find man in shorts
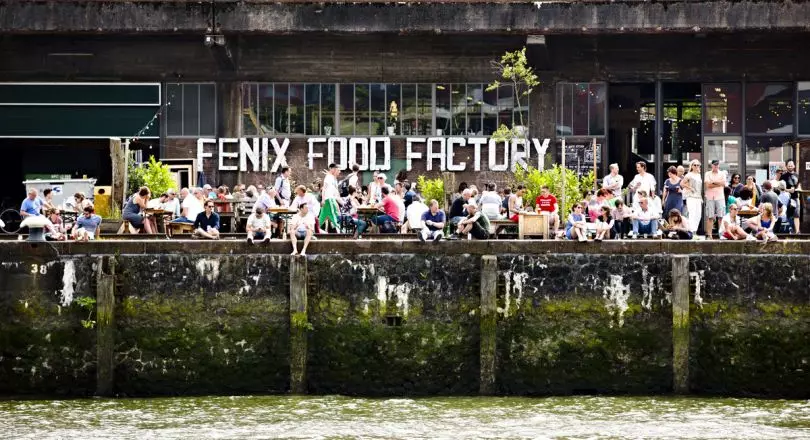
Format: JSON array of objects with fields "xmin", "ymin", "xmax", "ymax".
[{"xmin": 704, "ymin": 159, "xmax": 727, "ymax": 239}]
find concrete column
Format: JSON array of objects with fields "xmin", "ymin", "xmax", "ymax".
[
  {"xmin": 95, "ymin": 256, "xmax": 116, "ymax": 396},
  {"xmin": 479, "ymin": 255, "xmax": 498, "ymax": 395},
  {"xmin": 218, "ymin": 81, "xmax": 242, "ymax": 188},
  {"xmin": 109, "ymin": 138, "xmax": 126, "ymax": 211},
  {"xmin": 671, "ymin": 255, "xmax": 690, "ymax": 394},
  {"xmin": 289, "ymin": 256, "xmax": 308, "ymax": 394}
]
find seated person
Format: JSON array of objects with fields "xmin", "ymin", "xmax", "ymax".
[
  {"xmin": 246, "ymin": 206, "xmax": 272, "ymax": 244},
  {"xmin": 371, "ymin": 186, "xmax": 401, "ymax": 232},
  {"xmin": 289, "ymin": 203, "xmax": 314, "ymax": 256},
  {"xmin": 193, "ymin": 200, "xmax": 220, "ymax": 240},
  {"xmin": 20, "ymin": 188, "xmax": 43, "ymax": 218},
  {"xmin": 663, "ymin": 209, "xmax": 692, "ymax": 240},
  {"xmin": 448, "ymin": 188, "xmax": 472, "ymax": 227},
  {"xmin": 594, "ymin": 206, "xmax": 615, "ymax": 241},
  {"xmin": 534, "ymin": 186, "xmax": 560, "ymax": 231},
  {"xmin": 46, "ymin": 209, "xmax": 65, "ymax": 234},
  {"xmin": 456, "ymin": 203, "xmax": 490, "ymax": 240},
  {"xmin": 419, "ymin": 199, "xmax": 446, "ymax": 242},
  {"xmin": 122, "ymin": 187, "xmax": 154, "ymax": 234},
  {"xmin": 746, "ymin": 202, "xmax": 777, "ymax": 242},
  {"xmin": 565, "ymin": 204, "xmax": 588, "ymax": 242},
  {"xmin": 478, "ymin": 183, "xmax": 503, "ymax": 220},
  {"xmin": 611, "ymin": 199, "xmax": 632, "ymax": 238},
  {"xmin": 72, "ymin": 206, "xmax": 102, "ymax": 241},
  {"xmin": 175, "ymin": 188, "xmax": 204, "ymax": 224},
  {"xmin": 719, "ymin": 204, "xmax": 749, "ymax": 240},
  {"xmin": 630, "ymin": 197, "xmax": 659, "ymax": 237},
  {"xmin": 403, "ymin": 195, "xmax": 429, "ymax": 233},
  {"xmin": 41, "ymin": 188, "xmax": 59, "ymax": 214}
]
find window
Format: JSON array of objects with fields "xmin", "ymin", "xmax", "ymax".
[
  {"xmin": 556, "ymin": 82, "xmax": 606, "ymax": 137},
  {"xmin": 240, "ymin": 82, "xmax": 528, "ymax": 136},
  {"xmin": 746, "ymin": 136, "xmax": 792, "ymax": 181},
  {"xmin": 745, "ymin": 83, "xmax": 793, "ymax": 134},
  {"xmin": 703, "ymin": 84, "xmax": 741, "ymax": 134},
  {"xmin": 797, "ymin": 82, "xmax": 810, "ymax": 135},
  {"xmin": 166, "ymin": 83, "xmax": 216, "ymax": 137}
]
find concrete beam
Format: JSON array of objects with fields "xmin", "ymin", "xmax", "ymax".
[
  {"xmin": 289, "ymin": 255, "xmax": 308, "ymax": 394},
  {"xmin": 479, "ymin": 255, "xmax": 498, "ymax": 395},
  {"xmin": 671, "ymin": 255, "xmax": 690, "ymax": 394},
  {"xmin": 95, "ymin": 256, "xmax": 116, "ymax": 397},
  {"xmin": 3, "ymin": 1, "xmax": 810, "ymax": 35}
]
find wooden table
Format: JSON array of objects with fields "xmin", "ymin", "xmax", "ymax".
[
  {"xmin": 166, "ymin": 221, "xmax": 194, "ymax": 237},
  {"xmin": 518, "ymin": 212, "xmax": 551, "ymax": 239},
  {"xmin": 144, "ymin": 208, "xmax": 172, "ymax": 234},
  {"xmin": 268, "ymin": 207, "xmax": 296, "ymax": 239}
]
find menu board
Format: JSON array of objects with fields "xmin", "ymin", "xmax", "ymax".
[{"xmin": 560, "ymin": 139, "xmax": 602, "ymax": 176}]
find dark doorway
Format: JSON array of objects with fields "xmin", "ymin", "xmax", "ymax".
[{"xmin": 607, "ymin": 84, "xmax": 656, "ymax": 183}]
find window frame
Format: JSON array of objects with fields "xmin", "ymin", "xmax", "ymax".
[{"xmin": 165, "ymin": 82, "xmax": 217, "ymax": 138}]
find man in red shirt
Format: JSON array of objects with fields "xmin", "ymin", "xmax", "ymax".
[
  {"xmin": 371, "ymin": 186, "xmax": 401, "ymax": 232},
  {"xmin": 534, "ymin": 185, "xmax": 560, "ymax": 230}
]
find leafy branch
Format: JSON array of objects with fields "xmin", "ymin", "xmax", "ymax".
[{"xmin": 486, "ymin": 47, "xmax": 540, "ymax": 138}]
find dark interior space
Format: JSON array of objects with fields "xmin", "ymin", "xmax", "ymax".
[
  {"xmin": 607, "ymin": 83, "xmax": 656, "ymax": 182},
  {"xmin": 0, "ymin": 139, "xmax": 111, "ymax": 209}
]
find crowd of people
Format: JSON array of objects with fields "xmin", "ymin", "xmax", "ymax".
[{"xmin": 17, "ymin": 157, "xmax": 803, "ymax": 245}]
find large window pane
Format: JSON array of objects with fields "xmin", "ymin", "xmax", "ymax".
[
  {"xmin": 483, "ymin": 86, "xmax": 497, "ymax": 136},
  {"xmin": 167, "ymin": 83, "xmax": 183, "ymax": 136},
  {"xmin": 467, "ymin": 84, "xmax": 484, "ymax": 136},
  {"xmin": 289, "ymin": 84, "xmax": 304, "ymax": 135},
  {"xmin": 182, "ymin": 84, "xmax": 199, "ymax": 136},
  {"xmin": 417, "ymin": 84, "xmax": 432, "ymax": 136},
  {"xmin": 703, "ymin": 84, "xmax": 741, "ymax": 134},
  {"xmin": 588, "ymin": 83, "xmax": 606, "ymax": 136},
  {"xmin": 662, "ymin": 83, "xmax": 702, "ymax": 168},
  {"xmin": 370, "ymin": 84, "xmax": 386, "ymax": 136},
  {"xmin": 704, "ymin": 137, "xmax": 741, "ymax": 180},
  {"xmin": 746, "ymin": 136, "xmax": 792, "ymax": 182},
  {"xmin": 451, "ymin": 84, "xmax": 466, "ymax": 135},
  {"xmin": 199, "ymin": 84, "xmax": 216, "ymax": 137},
  {"xmin": 322, "ymin": 84, "xmax": 335, "ymax": 136},
  {"xmin": 435, "ymin": 84, "xmax": 450, "ymax": 136},
  {"xmin": 339, "ymin": 84, "xmax": 354, "ymax": 135},
  {"xmin": 571, "ymin": 83, "xmax": 589, "ymax": 136},
  {"xmin": 799, "ymin": 82, "xmax": 810, "ymax": 135},
  {"xmin": 355, "ymin": 84, "xmax": 370, "ymax": 136},
  {"xmin": 257, "ymin": 84, "xmax": 274, "ymax": 135},
  {"xmin": 607, "ymin": 84, "xmax": 656, "ymax": 178},
  {"xmin": 274, "ymin": 84, "xmax": 289, "ymax": 134},
  {"xmin": 498, "ymin": 85, "xmax": 514, "ymax": 132},
  {"xmin": 401, "ymin": 84, "xmax": 417, "ymax": 136},
  {"xmin": 386, "ymin": 84, "xmax": 401, "ymax": 135},
  {"xmin": 557, "ymin": 83, "xmax": 572, "ymax": 136},
  {"xmin": 305, "ymin": 84, "xmax": 320, "ymax": 135},
  {"xmin": 745, "ymin": 83, "xmax": 793, "ymax": 134}
]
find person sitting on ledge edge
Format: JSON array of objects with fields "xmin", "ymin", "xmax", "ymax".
[
  {"xmin": 71, "ymin": 206, "xmax": 102, "ymax": 242},
  {"xmin": 246, "ymin": 206, "xmax": 272, "ymax": 244},
  {"xmin": 418, "ymin": 199, "xmax": 446, "ymax": 242},
  {"xmin": 193, "ymin": 200, "xmax": 220, "ymax": 240},
  {"xmin": 289, "ymin": 203, "xmax": 313, "ymax": 256},
  {"xmin": 454, "ymin": 203, "xmax": 489, "ymax": 240}
]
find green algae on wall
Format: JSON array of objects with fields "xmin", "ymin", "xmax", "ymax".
[{"xmin": 113, "ymin": 255, "xmax": 291, "ymax": 396}]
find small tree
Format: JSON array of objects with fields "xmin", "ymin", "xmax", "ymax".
[
  {"xmin": 127, "ymin": 156, "xmax": 175, "ymax": 197},
  {"xmin": 487, "ymin": 47, "xmax": 539, "ymax": 143},
  {"xmin": 416, "ymin": 175, "xmax": 445, "ymax": 206}
]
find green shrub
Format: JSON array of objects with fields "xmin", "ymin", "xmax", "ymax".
[
  {"xmin": 127, "ymin": 156, "xmax": 175, "ymax": 197},
  {"xmin": 512, "ymin": 165, "xmax": 595, "ymax": 215},
  {"xmin": 416, "ymin": 175, "xmax": 445, "ymax": 206}
]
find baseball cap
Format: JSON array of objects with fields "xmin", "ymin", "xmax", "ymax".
[
  {"xmin": 710, "ymin": 159, "xmax": 720, "ymax": 165},
  {"xmin": 378, "ymin": 173, "xmax": 387, "ymax": 181}
]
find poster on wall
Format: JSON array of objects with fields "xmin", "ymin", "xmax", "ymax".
[{"xmin": 559, "ymin": 139, "xmax": 602, "ymax": 176}]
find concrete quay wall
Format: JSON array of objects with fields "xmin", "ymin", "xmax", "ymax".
[{"xmin": 0, "ymin": 241, "xmax": 807, "ymax": 397}]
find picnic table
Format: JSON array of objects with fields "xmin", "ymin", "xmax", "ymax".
[
  {"xmin": 268, "ymin": 207, "xmax": 296, "ymax": 239},
  {"xmin": 518, "ymin": 212, "xmax": 551, "ymax": 239},
  {"xmin": 144, "ymin": 208, "xmax": 172, "ymax": 233},
  {"xmin": 212, "ymin": 200, "xmax": 240, "ymax": 231},
  {"xmin": 356, "ymin": 206, "xmax": 382, "ymax": 233}
]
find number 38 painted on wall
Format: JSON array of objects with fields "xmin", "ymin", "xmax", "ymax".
[{"xmin": 30, "ymin": 264, "xmax": 47, "ymax": 275}]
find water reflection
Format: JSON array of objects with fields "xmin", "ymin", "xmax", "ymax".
[{"xmin": 1, "ymin": 395, "xmax": 809, "ymax": 439}]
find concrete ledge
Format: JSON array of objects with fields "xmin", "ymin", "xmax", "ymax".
[
  {"xmin": 3, "ymin": 1, "xmax": 810, "ymax": 34},
  {"xmin": 1, "ymin": 239, "xmax": 808, "ymax": 260}
]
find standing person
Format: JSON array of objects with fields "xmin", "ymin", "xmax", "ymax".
[
  {"xmin": 729, "ymin": 173, "xmax": 744, "ymax": 197},
  {"xmin": 704, "ymin": 159, "xmax": 727, "ymax": 239},
  {"xmin": 289, "ymin": 203, "xmax": 314, "ymax": 256},
  {"xmin": 347, "ymin": 163, "xmax": 362, "ymax": 190},
  {"xmin": 534, "ymin": 185, "xmax": 560, "ymax": 231},
  {"xmin": 602, "ymin": 163, "xmax": 624, "ymax": 199},
  {"xmin": 274, "ymin": 166, "xmax": 292, "ymax": 206},
  {"xmin": 123, "ymin": 186, "xmax": 154, "ymax": 234},
  {"xmin": 781, "ymin": 159, "xmax": 801, "ymax": 233},
  {"xmin": 662, "ymin": 166, "xmax": 684, "ymax": 215},
  {"xmin": 193, "ymin": 200, "xmax": 220, "ymax": 240},
  {"xmin": 419, "ymin": 199, "xmax": 446, "ymax": 242},
  {"xmin": 629, "ymin": 161, "xmax": 656, "ymax": 202},
  {"xmin": 681, "ymin": 160, "xmax": 703, "ymax": 233},
  {"xmin": 246, "ymin": 206, "xmax": 272, "ymax": 244},
  {"xmin": 403, "ymin": 182, "xmax": 416, "ymax": 208},
  {"xmin": 320, "ymin": 163, "xmax": 341, "ymax": 232}
]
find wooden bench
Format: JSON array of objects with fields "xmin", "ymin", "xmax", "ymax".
[
  {"xmin": 116, "ymin": 220, "xmax": 141, "ymax": 234},
  {"xmin": 490, "ymin": 220, "xmax": 516, "ymax": 238},
  {"xmin": 167, "ymin": 221, "xmax": 195, "ymax": 237}
]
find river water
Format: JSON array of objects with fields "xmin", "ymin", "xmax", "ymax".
[{"xmin": 1, "ymin": 395, "xmax": 809, "ymax": 439}]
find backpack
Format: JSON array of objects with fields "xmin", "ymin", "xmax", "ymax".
[{"xmin": 338, "ymin": 177, "xmax": 351, "ymax": 197}]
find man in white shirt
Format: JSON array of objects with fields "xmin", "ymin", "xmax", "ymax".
[
  {"xmin": 682, "ymin": 159, "xmax": 703, "ymax": 233},
  {"xmin": 177, "ymin": 188, "xmax": 203, "ymax": 223},
  {"xmin": 162, "ymin": 189, "xmax": 180, "ymax": 218},
  {"xmin": 289, "ymin": 203, "xmax": 314, "ymax": 256},
  {"xmin": 274, "ymin": 166, "xmax": 292, "ymax": 205},
  {"xmin": 629, "ymin": 161, "xmax": 656, "ymax": 196},
  {"xmin": 602, "ymin": 163, "xmax": 624, "ymax": 198},
  {"xmin": 319, "ymin": 163, "xmax": 341, "ymax": 231},
  {"xmin": 631, "ymin": 198, "xmax": 658, "ymax": 237},
  {"xmin": 347, "ymin": 163, "xmax": 361, "ymax": 190},
  {"xmin": 246, "ymin": 206, "xmax": 273, "ymax": 244}
]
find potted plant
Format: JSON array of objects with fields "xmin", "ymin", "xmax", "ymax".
[{"xmin": 387, "ymin": 101, "xmax": 398, "ymax": 136}]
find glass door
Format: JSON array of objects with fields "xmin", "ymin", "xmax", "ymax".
[{"xmin": 704, "ymin": 136, "xmax": 741, "ymax": 182}]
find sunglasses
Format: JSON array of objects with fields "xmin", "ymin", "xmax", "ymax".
[{"xmin": 206, "ymin": 205, "xmax": 214, "ymax": 208}]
